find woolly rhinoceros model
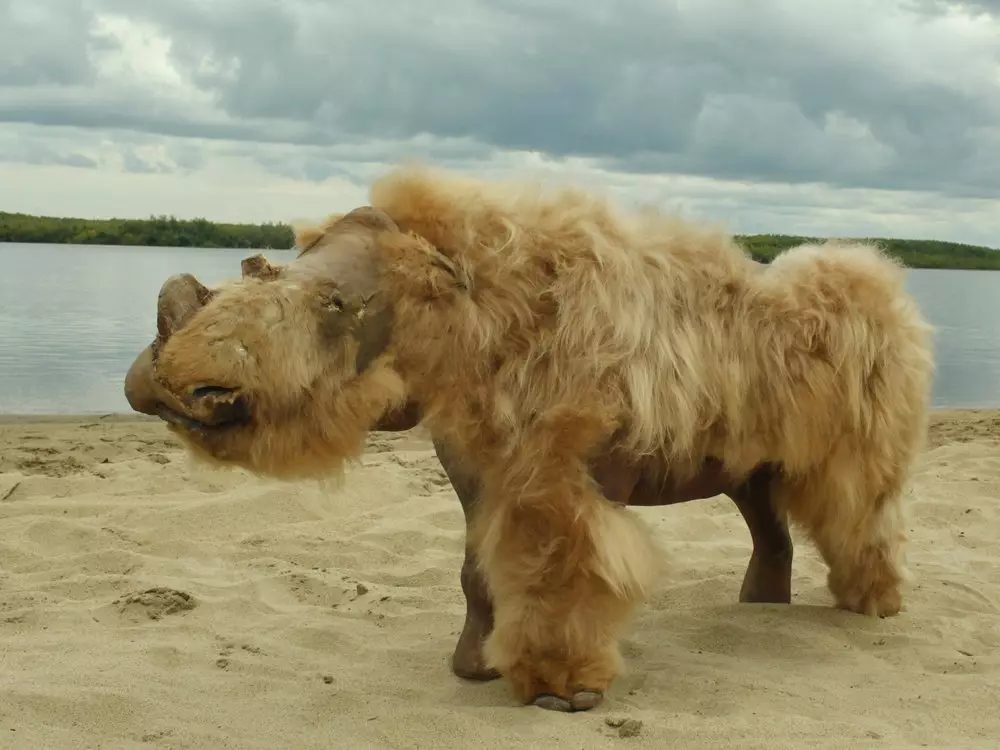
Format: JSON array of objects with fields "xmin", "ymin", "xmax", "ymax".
[{"xmin": 124, "ymin": 164, "xmax": 934, "ymax": 713}]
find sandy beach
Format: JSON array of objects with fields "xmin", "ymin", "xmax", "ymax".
[{"xmin": 1, "ymin": 409, "xmax": 998, "ymax": 749}]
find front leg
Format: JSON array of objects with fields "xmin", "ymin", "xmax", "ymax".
[
  {"xmin": 432, "ymin": 437, "xmax": 500, "ymax": 681},
  {"xmin": 376, "ymin": 407, "xmax": 500, "ymax": 680},
  {"xmin": 436, "ymin": 435, "xmax": 646, "ymax": 687},
  {"xmin": 473, "ymin": 445, "xmax": 659, "ymax": 712}
]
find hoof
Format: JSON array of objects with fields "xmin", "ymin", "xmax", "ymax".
[
  {"xmin": 739, "ymin": 582, "xmax": 792, "ymax": 605},
  {"xmin": 453, "ymin": 663, "xmax": 501, "ymax": 682},
  {"xmin": 835, "ymin": 592, "xmax": 902, "ymax": 618},
  {"xmin": 739, "ymin": 553, "xmax": 792, "ymax": 605},
  {"xmin": 532, "ymin": 690, "xmax": 604, "ymax": 712},
  {"xmin": 451, "ymin": 627, "xmax": 501, "ymax": 682},
  {"xmin": 451, "ymin": 639, "xmax": 501, "ymax": 682},
  {"xmin": 829, "ymin": 569, "xmax": 903, "ymax": 618}
]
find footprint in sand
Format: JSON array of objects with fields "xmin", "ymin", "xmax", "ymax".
[
  {"xmin": 215, "ymin": 639, "xmax": 263, "ymax": 670},
  {"xmin": 113, "ymin": 587, "xmax": 197, "ymax": 621},
  {"xmin": 15, "ymin": 452, "xmax": 87, "ymax": 477}
]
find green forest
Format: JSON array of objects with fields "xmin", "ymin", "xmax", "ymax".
[
  {"xmin": 739, "ymin": 233, "xmax": 1000, "ymax": 270},
  {"xmin": 2, "ymin": 210, "xmax": 998, "ymax": 270},
  {"xmin": 0, "ymin": 211, "xmax": 291, "ymax": 250}
]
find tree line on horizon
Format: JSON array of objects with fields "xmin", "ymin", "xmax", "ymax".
[
  {"xmin": 0, "ymin": 211, "xmax": 291, "ymax": 251},
  {"xmin": 2, "ymin": 210, "xmax": 998, "ymax": 271}
]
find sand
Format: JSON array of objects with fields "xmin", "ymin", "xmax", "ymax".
[{"xmin": 0, "ymin": 410, "xmax": 998, "ymax": 749}]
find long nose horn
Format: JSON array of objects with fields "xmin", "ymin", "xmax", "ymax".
[{"xmin": 156, "ymin": 273, "xmax": 213, "ymax": 342}]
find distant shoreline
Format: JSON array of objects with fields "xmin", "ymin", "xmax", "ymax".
[{"xmin": 2, "ymin": 210, "xmax": 999, "ymax": 270}]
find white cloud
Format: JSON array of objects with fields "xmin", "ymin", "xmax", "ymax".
[{"xmin": 0, "ymin": 0, "xmax": 998, "ymax": 249}]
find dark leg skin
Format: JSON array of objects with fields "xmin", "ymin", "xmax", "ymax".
[
  {"xmin": 614, "ymin": 457, "xmax": 793, "ymax": 605},
  {"xmin": 729, "ymin": 467, "xmax": 793, "ymax": 604},
  {"xmin": 372, "ymin": 404, "xmax": 499, "ymax": 680},
  {"xmin": 431, "ymin": 437, "xmax": 500, "ymax": 681}
]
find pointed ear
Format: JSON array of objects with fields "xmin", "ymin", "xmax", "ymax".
[{"xmin": 241, "ymin": 253, "xmax": 282, "ymax": 280}]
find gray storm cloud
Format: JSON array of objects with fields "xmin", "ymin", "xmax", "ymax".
[{"xmin": 1, "ymin": 0, "xmax": 998, "ymax": 197}]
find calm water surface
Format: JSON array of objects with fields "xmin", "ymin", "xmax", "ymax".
[{"xmin": 1, "ymin": 242, "xmax": 998, "ymax": 414}]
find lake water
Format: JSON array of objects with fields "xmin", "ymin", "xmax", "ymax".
[{"xmin": 1, "ymin": 242, "xmax": 998, "ymax": 414}]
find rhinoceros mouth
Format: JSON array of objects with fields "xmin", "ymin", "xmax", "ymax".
[
  {"xmin": 151, "ymin": 382, "xmax": 253, "ymax": 434},
  {"xmin": 154, "ymin": 402, "xmax": 250, "ymax": 433}
]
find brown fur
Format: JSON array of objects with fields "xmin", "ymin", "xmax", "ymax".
[{"xmin": 125, "ymin": 164, "xmax": 934, "ymax": 706}]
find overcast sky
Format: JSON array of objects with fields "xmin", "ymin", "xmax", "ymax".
[{"xmin": 1, "ymin": 0, "xmax": 999, "ymax": 246}]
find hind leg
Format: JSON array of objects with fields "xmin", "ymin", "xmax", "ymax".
[
  {"xmin": 824, "ymin": 491, "xmax": 906, "ymax": 617},
  {"xmin": 780, "ymin": 472, "xmax": 906, "ymax": 617},
  {"xmin": 728, "ymin": 467, "xmax": 793, "ymax": 604},
  {"xmin": 630, "ymin": 461, "xmax": 793, "ymax": 604}
]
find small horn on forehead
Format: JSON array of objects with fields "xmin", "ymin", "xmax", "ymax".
[
  {"xmin": 241, "ymin": 253, "xmax": 282, "ymax": 280},
  {"xmin": 156, "ymin": 273, "xmax": 213, "ymax": 343}
]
